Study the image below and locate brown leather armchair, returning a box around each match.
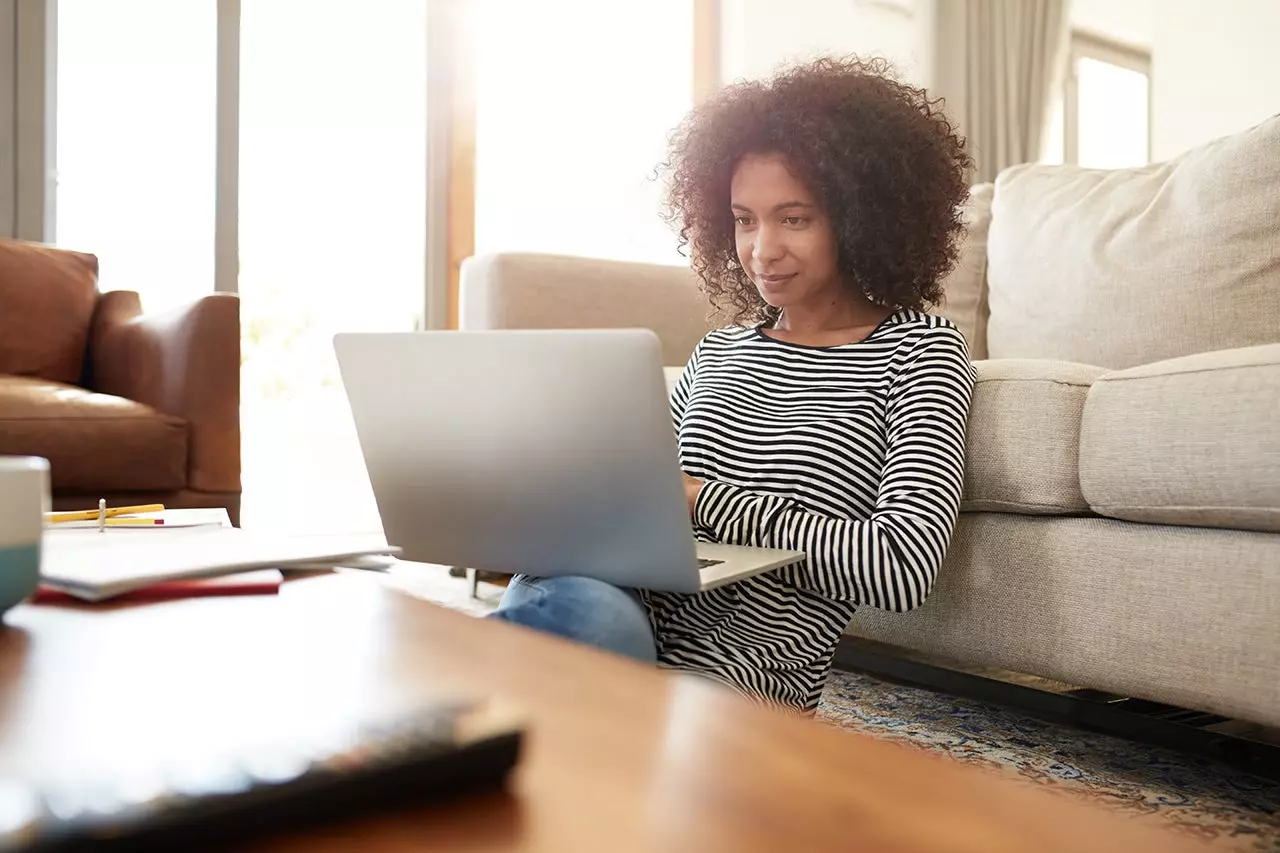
[0,239,241,524]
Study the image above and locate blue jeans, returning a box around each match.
[488,574,657,663]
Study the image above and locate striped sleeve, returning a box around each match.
[691,327,976,611]
[669,337,703,430]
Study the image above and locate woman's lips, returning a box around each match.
[757,273,796,291]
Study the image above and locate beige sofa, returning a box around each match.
[459,116,1280,728]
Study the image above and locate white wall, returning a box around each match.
[1151,0,1280,160]
[1070,0,1154,47]
[715,0,1280,163]
[720,0,935,89]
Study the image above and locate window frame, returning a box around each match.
[8,0,57,242]
[1062,30,1153,167]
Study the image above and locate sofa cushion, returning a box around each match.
[962,359,1106,515]
[1080,344,1280,533]
[0,240,100,384]
[934,183,993,360]
[0,376,188,492]
[986,115,1280,369]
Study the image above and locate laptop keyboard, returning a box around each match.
[697,558,725,569]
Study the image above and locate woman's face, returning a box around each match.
[730,153,842,314]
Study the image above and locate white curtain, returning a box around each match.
[936,0,1072,182]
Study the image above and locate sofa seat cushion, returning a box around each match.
[0,375,188,492]
[1080,344,1280,533]
[962,359,1106,514]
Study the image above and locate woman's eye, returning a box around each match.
[734,216,754,227]
[783,216,808,227]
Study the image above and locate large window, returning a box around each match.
[237,0,428,533]
[474,0,693,266]
[1044,32,1151,168]
[47,0,697,534]
[55,0,428,534]
[55,0,217,312]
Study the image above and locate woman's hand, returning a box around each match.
[682,472,704,518]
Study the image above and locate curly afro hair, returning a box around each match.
[661,56,972,324]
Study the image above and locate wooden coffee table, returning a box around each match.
[0,572,1201,852]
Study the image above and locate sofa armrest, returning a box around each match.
[88,291,241,494]
[459,252,713,365]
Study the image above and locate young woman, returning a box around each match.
[491,56,977,714]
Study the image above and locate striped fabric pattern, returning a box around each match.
[641,310,977,711]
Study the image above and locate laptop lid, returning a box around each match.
[334,329,703,594]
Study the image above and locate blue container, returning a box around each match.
[0,457,47,617]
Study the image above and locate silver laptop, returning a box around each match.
[333,329,804,594]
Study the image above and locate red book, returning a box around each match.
[32,570,283,604]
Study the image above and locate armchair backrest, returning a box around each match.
[0,239,100,385]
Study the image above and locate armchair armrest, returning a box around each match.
[88,291,241,494]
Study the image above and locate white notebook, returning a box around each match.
[40,527,399,601]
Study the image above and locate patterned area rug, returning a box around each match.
[381,565,1280,850]
[820,670,1279,850]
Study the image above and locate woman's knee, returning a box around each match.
[492,575,656,663]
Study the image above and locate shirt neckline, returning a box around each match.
[751,309,908,351]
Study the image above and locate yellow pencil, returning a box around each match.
[44,504,166,524]
[44,517,167,528]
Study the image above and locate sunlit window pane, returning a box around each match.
[1076,57,1149,169]
[474,0,693,266]
[1043,101,1065,165]
[238,0,427,533]
[55,0,216,312]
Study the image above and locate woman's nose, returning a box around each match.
[753,225,785,263]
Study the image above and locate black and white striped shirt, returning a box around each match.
[641,309,976,712]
